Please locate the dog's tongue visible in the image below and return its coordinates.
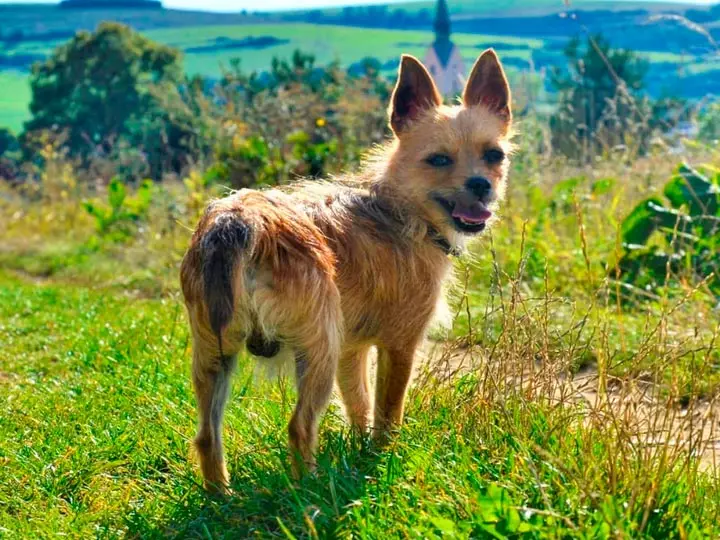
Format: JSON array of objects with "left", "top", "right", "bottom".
[{"left": 452, "top": 201, "right": 492, "bottom": 223}]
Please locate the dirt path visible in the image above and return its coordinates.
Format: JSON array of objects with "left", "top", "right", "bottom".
[{"left": 355, "top": 339, "right": 720, "bottom": 473}]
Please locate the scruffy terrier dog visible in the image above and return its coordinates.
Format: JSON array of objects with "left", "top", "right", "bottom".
[{"left": 180, "top": 49, "right": 513, "bottom": 492}]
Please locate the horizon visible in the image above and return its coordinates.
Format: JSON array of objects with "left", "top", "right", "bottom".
[{"left": 3, "top": 0, "right": 718, "bottom": 13}]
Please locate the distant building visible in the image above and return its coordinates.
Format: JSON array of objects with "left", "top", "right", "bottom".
[
  {"left": 423, "top": 0, "right": 465, "bottom": 95},
  {"left": 59, "top": 0, "right": 162, "bottom": 9}
]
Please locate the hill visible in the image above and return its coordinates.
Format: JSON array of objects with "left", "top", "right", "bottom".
[{"left": 0, "top": 1, "right": 718, "bottom": 131}]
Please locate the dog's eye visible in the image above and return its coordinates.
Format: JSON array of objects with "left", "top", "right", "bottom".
[
  {"left": 425, "top": 154, "right": 454, "bottom": 168},
  {"left": 484, "top": 149, "right": 505, "bottom": 165}
]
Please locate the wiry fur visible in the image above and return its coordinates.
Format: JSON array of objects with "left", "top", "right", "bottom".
[{"left": 180, "top": 50, "right": 514, "bottom": 492}]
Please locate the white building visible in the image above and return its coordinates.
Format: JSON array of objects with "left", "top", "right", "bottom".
[{"left": 423, "top": 0, "right": 465, "bottom": 95}]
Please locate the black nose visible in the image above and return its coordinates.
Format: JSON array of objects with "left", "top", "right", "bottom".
[{"left": 465, "top": 176, "right": 492, "bottom": 199}]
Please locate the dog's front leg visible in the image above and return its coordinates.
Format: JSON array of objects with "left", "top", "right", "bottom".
[
  {"left": 373, "top": 345, "right": 415, "bottom": 436},
  {"left": 336, "top": 345, "right": 371, "bottom": 432}
]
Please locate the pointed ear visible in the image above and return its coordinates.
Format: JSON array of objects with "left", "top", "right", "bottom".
[
  {"left": 463, "top": 49, "right": 511, "bottom": 120},
  {"left": 389, "top": 55, "right": 443, "bottom": 135}
]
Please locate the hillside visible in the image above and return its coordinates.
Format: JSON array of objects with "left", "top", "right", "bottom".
[{"left": 0, "top": 1, "right": 718, "bottom": 132}]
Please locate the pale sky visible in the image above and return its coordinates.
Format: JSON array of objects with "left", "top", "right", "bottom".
[{"left": 4, "top": 0, "right": 717, "bottom": 12}]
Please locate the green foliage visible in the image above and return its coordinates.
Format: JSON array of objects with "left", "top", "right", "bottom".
[
  {"left": 23, "top": 22, "right": 211, "bottom": 179},
  {"left": 0, "top": 127, "right": 19, "bottom": 157},
  {"left": 616, "top": 163, "right": 720, "bottom": 298},
  {"left": 287, "top": 129, "right": 338, "bottom": 178},
  {"left": 203, "top": 51, "right": 389, "bottom": 189},
  {"left": 82, "top": 177, "right": 154, "bottom": 241}
]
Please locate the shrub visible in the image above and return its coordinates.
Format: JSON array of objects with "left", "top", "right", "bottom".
[
  {"left": 614, "top": 163, "right": 720, "bottom": 300},
  {"left": 83, "top": 177, "right": 154, "bottom": 242},
  {"left": 24, "top": 23, "right": 211, "bottom": 180}
]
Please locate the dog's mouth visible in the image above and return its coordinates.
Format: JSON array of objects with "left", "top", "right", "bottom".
[{"left": 432, "top": 194, "right": 492, "bottom": 233}]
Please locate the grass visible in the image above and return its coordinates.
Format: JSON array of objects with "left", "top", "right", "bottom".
[
  {"left": 1, "top": 267, "right": 719, "bottom": 537},
  {"left": 0, "top": 71, "right": 31, "bottom": 134},
  {"left": 1, "top": 137, "right": 719, "bottom": 536}
]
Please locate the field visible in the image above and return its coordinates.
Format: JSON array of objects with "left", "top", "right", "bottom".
[
  {"left": 147, "top": 24, "right": 541, "bottom": 76},
  {"left": 0, "top": 72, "right": 31, "bottom": 134},
  {"left": 2, "top": 131, "right": 720, "bottom": 536}
]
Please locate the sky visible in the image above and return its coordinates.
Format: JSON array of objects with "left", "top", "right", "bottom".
[{"left": 3, "top": 0, "right": 717, "bottom": 12}]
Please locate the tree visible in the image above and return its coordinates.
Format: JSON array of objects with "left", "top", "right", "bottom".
[
  {"left": 24, "top": 22, "right": 210, "bottom": 179},
  {"left": 549, "top": 35, "right": 655, "bottom": 160}
]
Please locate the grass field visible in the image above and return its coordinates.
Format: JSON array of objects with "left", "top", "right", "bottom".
[
  {"left": 0, "top": 72, "right": 32, "bottom": 134},
  {"left": 146, "top": 24, "right": 541, "bottom": 77},
  {"left": 1, "top": 134, "right": 719, "bottom": 536}
]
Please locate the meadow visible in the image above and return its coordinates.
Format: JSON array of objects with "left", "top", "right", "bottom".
[{"left": 1, "top": 126, "right": 719, "bottom": 536}]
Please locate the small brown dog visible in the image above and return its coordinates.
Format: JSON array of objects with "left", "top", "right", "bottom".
[{"left": 180, "top": 49, "right": 513, "bottom": 492}]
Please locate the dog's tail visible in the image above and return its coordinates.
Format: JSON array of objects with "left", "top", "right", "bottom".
[{"left": 199, "top": 212, "right": 251, "bottom": 348}]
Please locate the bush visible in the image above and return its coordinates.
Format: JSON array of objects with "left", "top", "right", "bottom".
[
  {"left": 24, "top": 22, "right": 212, "bottom": 180},
  {"left": 614, "top": 163, "right": 720, "bottom": 301},
  {"left": 698, "top": 102, "right": 720, "bottom": 143}
]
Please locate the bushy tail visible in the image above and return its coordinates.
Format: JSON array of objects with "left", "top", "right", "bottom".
[{"left": 200, "top": 213, "right": 251, "bottom": 345}]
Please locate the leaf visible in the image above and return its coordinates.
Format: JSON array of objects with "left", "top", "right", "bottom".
[
  {"left": 135, "top": 179, "right": 153, "bottom": 209},
  {"left": 620, "top": 197, "right": 664, "bottom": 245},
  {"left": 621, "top": 198, "right": 692, "bottom": 246},
  {"left": 591, "top": 177, "right": 615, "bottom": 196},
  {"left": 430, "top": 516, "right": 457, "bottom": 535},
  {"left": 108, "top": 178, "right": 126, "bottom": 213},
  {"left": 664, "top": 164, "right": 719, "bottom": 216},
  {"left": 551, "top": 176, "right": 583, "bottom": 200}
]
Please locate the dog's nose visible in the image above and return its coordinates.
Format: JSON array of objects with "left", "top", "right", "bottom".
[{"left": 465, "top": 177, "right": 492, "bottom": 199}]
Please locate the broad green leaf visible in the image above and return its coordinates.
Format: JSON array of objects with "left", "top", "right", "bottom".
[
  {"left": 620, "top": 197, "right": 664, "bottom": 245},
  {"left": 664, "top": 164, "right": 719, "bottom": 216},
  {"left": 430, "top": 516, "right": 457, "bottom": 535},
  {"left": 551, "top": 176, "right": 583, "bottom": 199},
  {"left": 135, "top": 179, "right": 153, "bottom": 209}
]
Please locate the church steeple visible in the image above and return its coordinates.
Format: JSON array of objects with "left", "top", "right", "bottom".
[
  {"left": 424, "top": 0, "right": 464, "bottom": 93},
  {"left": 433, "top": 0, "right": 451, "bottom": 42}
]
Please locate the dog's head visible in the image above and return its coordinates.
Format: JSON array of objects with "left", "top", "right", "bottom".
[{"left": 385, "top": 50, "right": 513, "bottom": 236}]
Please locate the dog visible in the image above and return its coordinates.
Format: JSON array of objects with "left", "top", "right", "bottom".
[{"left": 180, "top": 49, "right": 513, "bottom": 493}]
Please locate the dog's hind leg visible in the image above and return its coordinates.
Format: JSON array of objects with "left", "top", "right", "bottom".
[
  {"left": 191, "top": 339, "right": 237, "bottom": 494},
  {"left": 288, "top": 341, "right": 337, "bottom": 477},
  {"left": 256, "top": 271, "right": 343, "bottom": 477}
]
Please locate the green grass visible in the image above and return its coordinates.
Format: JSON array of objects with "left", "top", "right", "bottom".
[
  {"left": 0, "top": 71, "right": 31, "bottom": 134},
  {"left": 1, "top": 268, "right": 718, "bottom": 537}
]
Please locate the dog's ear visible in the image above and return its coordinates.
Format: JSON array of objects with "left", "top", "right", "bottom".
[
  {"left": 389, "top": 55, "right": 442, "bottom": 135},
  {"left": 463, "top": 49, "right": 511, "bottom": 120}
]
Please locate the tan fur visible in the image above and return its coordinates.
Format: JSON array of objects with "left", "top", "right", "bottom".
[{"left": 180, "top": 50, "right": 513, "bottom": 492}]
